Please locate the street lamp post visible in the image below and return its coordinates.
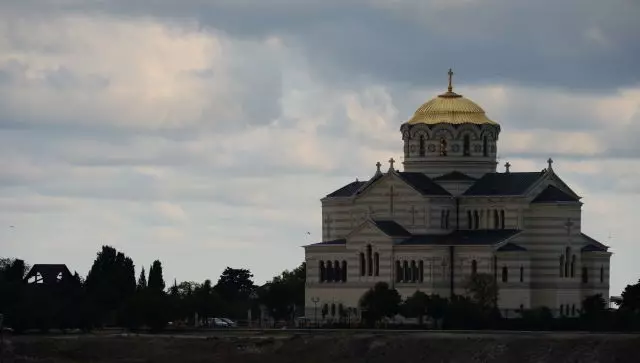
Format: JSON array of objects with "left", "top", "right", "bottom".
[{"left": 311, "top": 297, "right": 320, "bottom": 328}]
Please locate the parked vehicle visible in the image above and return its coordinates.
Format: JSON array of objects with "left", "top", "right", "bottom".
[{"left": 220, "top": 318, "right": 237, "bottom": 327}]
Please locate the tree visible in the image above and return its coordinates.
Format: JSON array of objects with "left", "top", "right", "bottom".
[
  {"left": 425, "top": 294, "right": 448, "bottom": 328},
  {"left": 258, "top": 262, "right": 306, "bottom": 321},
  {"left": 620, "top": 280, "right": 640, "bottom": 312},
  {"left": 147, "top": 260, "right": 165, "bottom": 293},
  {"left": 358, "top": 282, "right": 401, "bottom": 325},
  {"left": 214, "top": 267, "right": 256, "bottom": 318},
  {"left": 465, "top": 273, "right": 499, "bottom": 309},
  {"left": 402, "top": 291, "right": 429, "bottom": 325},
  {"left": 137, "top": 267, "right": 147, "bottom": 291}
]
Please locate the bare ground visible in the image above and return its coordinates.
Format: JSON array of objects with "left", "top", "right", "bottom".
[{"left": 3, "top": 330, "right": 640, "bottom": 363}]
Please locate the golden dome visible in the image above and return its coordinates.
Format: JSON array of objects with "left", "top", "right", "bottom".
[{"left": 407, "top": 69, "right": 498, "bottom": 126}]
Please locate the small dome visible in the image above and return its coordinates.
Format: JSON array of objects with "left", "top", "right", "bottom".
[{"left": 407, "top": 70, "right": 498, "bottom": 126}]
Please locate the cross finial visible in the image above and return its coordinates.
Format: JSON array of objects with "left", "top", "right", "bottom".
[
  {"left": 448, "top": 68, "right": 454, "bottom": 92},
  {"left": 505, "top": 161, "right": 511, "bottom": 173},
  {"left": 547, "top": 157, "right": 554, "bottom": 170},
  {"left": 388, "top": 157, "right": 395, "bottom": 171},
  {"left": 375, "top": 161, "right": 382, "bottom": 175}
]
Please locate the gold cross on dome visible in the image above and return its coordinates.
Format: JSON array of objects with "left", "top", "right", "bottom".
[{"left": 448, "top": 68, "right": 454, "bottom": 92}]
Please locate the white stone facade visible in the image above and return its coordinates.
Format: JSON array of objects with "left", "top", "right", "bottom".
[{"left": 303, "top": 83, "right": 611, "bottom": 321}]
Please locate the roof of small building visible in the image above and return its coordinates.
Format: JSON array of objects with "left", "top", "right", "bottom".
[
  {"left": 372, "top": 220, "right": 412, "bottom": 237},
  {"left": 531, "top": 185, "right": 580, "bottom": 203},
  {"left": 325, "top": 180, "right": 367, "bottom": 197},
  {"left": 24, "top": 264, "right": 73, "bottom": 285},
  {"left": 463, "top": 172, "right": 544, "bottom": 196},
  {"left": 397, "top": 229, "right": 522, "bottom": 246}
]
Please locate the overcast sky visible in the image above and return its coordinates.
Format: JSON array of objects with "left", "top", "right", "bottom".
[{"left": 0, "top": 0, "right": 639, "bottom": 295}]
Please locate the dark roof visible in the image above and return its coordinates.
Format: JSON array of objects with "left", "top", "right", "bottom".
[
  {"left": 326, "top": 180, "right": 367, "bottom": 197},
  {"left": 433, "top": 171, "right": 477, "bottom": 182},
  {"left": 24, "top": 264, "right": 73, "bottom": 285},
  {"left": 464, "top": 172, "right": 544, "bottom": 196},
  {"left": 306, "top": 238, "right": 346, "bottom": 247},
  {"left": 372, "top": 220, "right": 412, "bottom": 237},
  {"left": 531, "top": 185, "right": 579, "bottom": 203},
  {"left": 325, "top": 172, "right": 449, "bottom": 198},
  {"left": 397, "top": 172, "right": 451, "bottom": 196},
  {"left": 581, "top": 233, "right": 609, "bottom": 252},
  {"left": 497, "top": 242, "right": 527, "bottom": 252},
  {"left": 398, "top": 229, "right": 522, "bottom": 246}
]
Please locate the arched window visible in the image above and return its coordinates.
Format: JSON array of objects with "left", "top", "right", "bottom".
[
  {"left": 564, "top": 247, "right": 571, "bottom": 277},
  {"left": 483, "top": 136, "right": 488, "bottom": 156},
  {"left": 445, "top": 210, "right": 450, "bottom": 229},
  {"left": 419, "top": 260, "right": 424, "bottom": 282},
  {"left": 500, "top": 210, "right": 505, "bottom": 229},
  {"left": 359, "top": 253, "right": 365, "bottom": 276},
  {"left": 467, "top": 211, "right": 472, "bottom": 229},
  {"left": 559, "top": 255, "right": 565, "bottom": 277},
  {"left": 471, "top": 260, "right": 478, "bottom": 275},
  {"left": 419, "top": 135, "right": 425, "bottom": 156},
  {"left": 493, "top": 255, "right": 498, "bottom": 281},
  {"left": 570, "top": 255, "right": 576, "bottom": 278},
  {"left": 334, "top": 260, "right": 341, "bottom": 282},
  {"left": 571, "top": 304, "right": 576, "bottom": 316},
  {"left": 463, "top": 135, "right": 471, "bottom": 156},
  {"left": 326, "top": 261, "right": 333, "bottom": 282},
  {"left": 519, "top": 266, "right": 524, "bottom": 282},
  {"left": 439, "top": 138, "right": 448, "bottom": 156},
  {"left": 395, "top": 260, "right": 402, "bottom": 282},
  {"left": 560, "top": 304, "right": 564, "bottom": 315},
  {"left": 474, "top": 210, "right": 480, "bottom": 229},
  {"left": 600, "top": 266, "right": 604, "bottom": 283},
  {"left": 582, "top": 267, "right": 588, "bottom": 283},
  {"left": 403, "top": 260, "right": 410, "bottom": 282},
  {"left": 501, "top": 266, "right": 508, "bottom": 282},
  {"left": 374, "top": 252, "right": 380, "bottom": 276},
  {"left": 366, "top": 244, "right": 373, "bottom": 276},
  {"left": 331, "top": 303, "right": 336, "bottom": 317},
  {"left": 493, "top": 210, "right": 499, "bottom": 229},
  {"left": 341, "top": 260, "right": 347, "bottom": 282},
  {"left": 319, "top": 261, "right": 326, "bottom": 283}
]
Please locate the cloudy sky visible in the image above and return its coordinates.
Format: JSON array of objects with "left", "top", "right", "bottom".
[{"left": 0, "top": 0, "right": 638, "bottom": 295}]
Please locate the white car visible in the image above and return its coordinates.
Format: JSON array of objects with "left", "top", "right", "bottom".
[{"left": 220, "top": 318, "right": 237, "bottom": 327}]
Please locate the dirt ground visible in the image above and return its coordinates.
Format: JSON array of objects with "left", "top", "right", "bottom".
[{"left": 3, "top": 330, "right": 640, "bottom": 363}]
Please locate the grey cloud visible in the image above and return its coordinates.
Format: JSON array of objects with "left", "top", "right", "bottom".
[{"left": 27, "top": 0, "right": 639, "bottom": 91}]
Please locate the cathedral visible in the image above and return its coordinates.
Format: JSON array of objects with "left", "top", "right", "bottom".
[{"left": 303, "top": 70, "right": 611, "bottom": 319}]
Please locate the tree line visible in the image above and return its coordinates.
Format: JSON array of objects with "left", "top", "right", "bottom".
[
  {"left": 356, "top": 273, "right": 640, "bottom": 331},
  {"left": 0, "top": 245, "right": 305, "bottom": 333}
]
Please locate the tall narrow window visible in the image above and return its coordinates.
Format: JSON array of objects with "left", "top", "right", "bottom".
[
  {"left": 570, "top": 255, "right": 576, "bottom": 277},
  {"left": 467, "top": 211, "right": 472, "bottom": 229},
  {"left": 419, "top": 135, "right": 425, "bottom": 156},
  {"left": 474, "top": 210, "right": 480, "bottom": 229},
  {"left": 493, "top": 256, "right": 498, "bottom": 281},
  {"left": 374, "top": 252, "right": 380, "bottom": 276},
  {"left": 500, "top": 210, "right": 505, "bottom": 229},
  {"left": 560, "top": 304, "right": 564, "bottom": 315},
  {"left": 519, "top": 266, "right": 524, "bottom": 282},
  {"left": 319, "top": 261, "right": 326, "bottom": 282},
  {"left": 600, "top": 266, "right": 604, "bottom": 283},
  {"left": 403, "top": 260, "right": 410, "bottom": 282},
  {"left": 410, "top": 260, "right": 417, "bottom": 282},
  {"left": 582, "top": 267, "right": 588, "bottom": 283},
  {"left": 359, "top": 253, "right": 365, "bottom": 276},
  {"left": 341, "top": 261, "right": 348, "bottom": 282},
  {"left": 471, "top": 260, "right": 478, "bottom": 275},
  {"left": 419, "top": 260, "right": 424, "bottom": 282},
  {"left": 483, "top": 136, "right": 488, "bottom": 156},
  {"left": 396, "top": 260, "right": 402, "bottom": 282},
  {"left": 564, "top": 247, "right": 571, "bottom": 277},
  {"left": 334, "top": 260, "right": 340, "bottom": 282},
  {"left": 463, "top": 135, "right": 470, "bottom": 156},
  {"left": 502, "top": 266, "right": 509, "bottom": 282},
  {"left": 559, "top": 255, "right": 565, "bottom": 277},
  {"left": 327, "top": 261, "right": 333, "bottom": 282},
  {"left": 571, "top": 305, "right": 576, "bottom": 316},
  {"left": 440, "top": 138, "right": 448, "bottom": 156},
  {"left": 494, "top": 210, "right": 500, "bottom": 229},
  {"left": 367, "top": 244, "right": 373, "bottom": 276},
  {"left": 445, "top": 210, "right": 450, "bottom": 229}
]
